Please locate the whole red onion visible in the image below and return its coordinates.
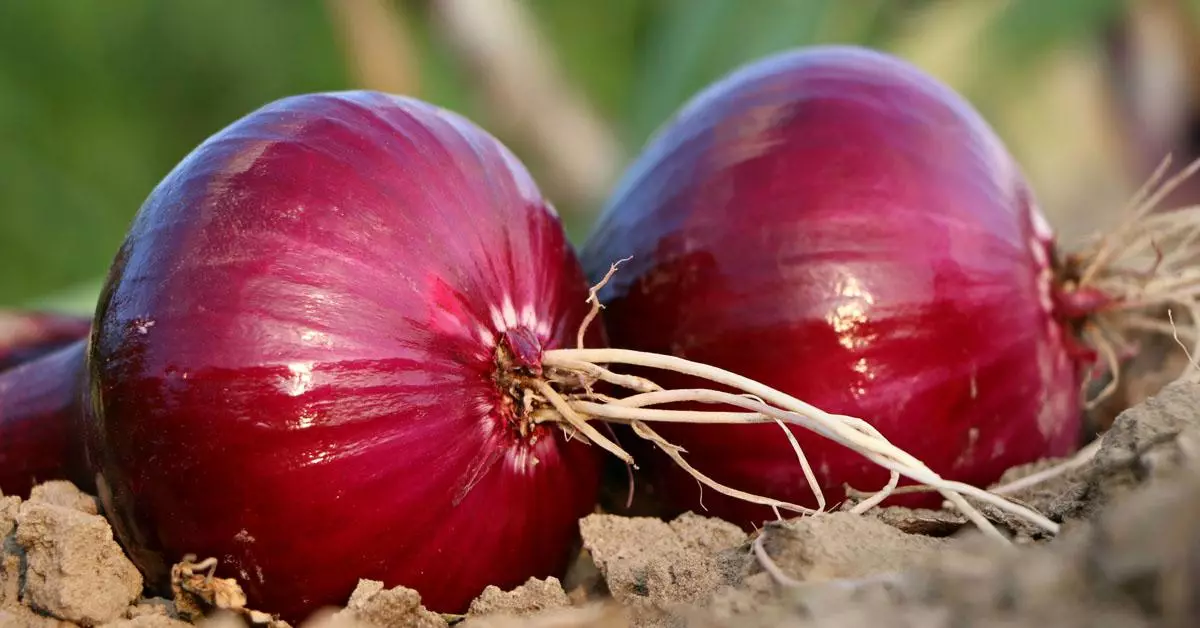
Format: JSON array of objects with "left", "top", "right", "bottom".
[
  {"left": 83, "top": 91, "right": 602, "bottom": 621},
  {"left": 580, "top": 46, "right": 1091, "bottom": 527}
]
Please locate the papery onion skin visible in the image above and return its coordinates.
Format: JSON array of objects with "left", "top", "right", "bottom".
[
  {"left": 0, "top": 310, "right": 91, "bottom": 372},
  {"left": 0, "top": 339, "right": 90, "bottom": 498},
  {"left": 84, "top": 91, "right": 602, "bottom": 621},
  {"left": 580, "top": 46, "right": 1086, "bottom": 528}
]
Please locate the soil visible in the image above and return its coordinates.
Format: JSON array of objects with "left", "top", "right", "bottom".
[{"left": 4, "top": 381, "right": 1200, "bottom": 628}]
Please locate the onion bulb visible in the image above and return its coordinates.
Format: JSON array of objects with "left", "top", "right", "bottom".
[
  {"left": 82, "top": 91, "right": 604, "bottom": 621},
  {"left": 0, "top": 338, "right": 89, "bottom": 498},
  {"left": 0, "top": 310, "right": 91, "bottom": 497},
  {"left": 580, "top": 45, "right": 1200, "bottom": 527}
]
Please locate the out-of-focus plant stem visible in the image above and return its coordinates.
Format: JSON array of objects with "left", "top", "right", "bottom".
[
  {"left": 430, "top": 0, "right": 622, "bottom": 217},
  {"left": 326, "top": 0, "right": 420, "bottom": 96}
]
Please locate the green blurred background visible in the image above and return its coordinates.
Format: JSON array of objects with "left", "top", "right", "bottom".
[{"left": 2, "top": 0, "right": 1198, "bottom": 312}]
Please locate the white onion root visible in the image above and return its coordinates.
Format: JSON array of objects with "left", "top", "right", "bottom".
[{"left": 542, "top": 347, "right": 1057, "bottom": 541}]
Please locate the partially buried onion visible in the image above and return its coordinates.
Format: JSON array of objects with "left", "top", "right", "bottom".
[
  {"left": 82, "top": 91, "right": 604, "bottom": 621},
  {"left": 580, "top": 45, "right": 1200, "bottom": 527},
  {"left": 0, "top": 338, "right": 89, "bottom": 498},
  {"left": 0, "top": 309, "right": 92, "bottom": 498}
]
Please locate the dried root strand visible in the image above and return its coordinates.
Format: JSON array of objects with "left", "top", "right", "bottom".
[
  {"left": 629, "top": 419, "right": 817, "bottom": 517},
  {"left": 752, "top": 527, "right": 905, "bottom": 593},
  {"left": 171, "top": 556, "right": 284, "bottom": 626},
  {"left": 568, "top": 397, "right": 826, "bottom": 511},
  {"left": 1075, "top": 155, "right": 1176, "bottom": 287},
  {"left": 1169, "top": 307, "right": 1200, "bottom": 382},
  {"left": 989, "top": 438, "right": 1102, "bottom": 496},
  {"left": 531, "top": 379, "right": 634, "bottom": 465},
  {"left": 576, "top": 256, "right": 630, "bottom": 350},
  {"left": 1069, "top": 155, "right": 1200, "bottom": 401},
  {"left": 753, "top": 528, "right": 802, "bottom": 588},
  {"left": 547, "top": 359, "right": 662, "bottom": 393},
  {"left": 1083, "top": 323, "right": 1124, "bottom": 410},
  {"left": 546, "top": 347, "right": 1058, "bottom": 541},
  {"left": 771, "top": 417, "right": 826, "bottom": 512},
  {"left": 848, "top": 469, "right": 900, "bottom": 514},
  {"left": 1076, "top": 154, "right": 1200, "bottom": 286}
]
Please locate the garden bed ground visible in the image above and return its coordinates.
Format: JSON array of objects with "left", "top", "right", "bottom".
[{"left": 3, "top": 379, "right": 1200, "bottom": 628}]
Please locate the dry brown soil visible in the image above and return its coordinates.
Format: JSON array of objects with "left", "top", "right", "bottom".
[{"left": 5, "top": 379, "right": 1200, "bottom": 628}]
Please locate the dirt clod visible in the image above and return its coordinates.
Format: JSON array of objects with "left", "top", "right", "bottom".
[
  {"left": 15, "top": 500, "right": 142, "bottom": 626},
  {"left": 125, "top": 599, "right": 179, "bottom": 621},
  {"left": 467, "top": 576, "right": 571, "bottom": 617},
  {"left": 1008, "top": 380, "right": 1200, "bottom": 524},
  {"left": 2, "top": 552, "right": 22, "bottom": 608},
  {"left": 194, "top": 613, "right": 262, "bottom": 628},
  {"left": 323, "top": 580, "right": 446, "bottom": 628},
  {"left": 460, "top": 604, "right": 628, "bottom": 628},
  {"left": 580, "top": 512, "right": 743, "bottom": 605},
  {"left": 28, "top": 482, "right": 100, "bottom": 516},
  {"left": 100, "top": 616, "right": 192, "bottom": 628},
  {"left": 2, "top": 492, "right": 23, "bottom": 609},
  {"left": 748, "top": 512, "right": 946, "bottom": 583},
  {"left": 0, "top": 604, "right": 77, "bottom": 627},
  {"left": 1087, "top": 381, "right": 1200, "bottom": 488},
  {"left": 580, "top": 512, "right": 744, "bottom": 627},
  {"left": 170, "top": 557, "right": 253, "bottom": 624},
  {"left": 871, "top": 506, "right": 964, "bottom": 537},
  {"left": 1, "top": 493, "right": 20, "bottom": 534}
]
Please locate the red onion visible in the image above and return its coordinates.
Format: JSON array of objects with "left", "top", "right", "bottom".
[
  {"left": 0, "top": 338, "right": 89, "bottom": 498},
  {"left": 0, "top": 310, "right": 92, "bottom": 497},
  {"left": 50, "top": 53, "right": 1188, "bottom": 621},
  {"left": 579, "top": 45, "right": 1195, "bottom": 528},
  {"left": 82, "top": 91, "right": 604, "bottom": 621},
  {"left": 0, "top": 309, "right": 91, "bottom": 372}
]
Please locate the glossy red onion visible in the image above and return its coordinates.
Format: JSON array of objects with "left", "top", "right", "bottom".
[
  {"left": 0, "top": 309, "right": 91, "bottom": 372},
  {"left": 580, "top": 46, "right": 1089, "bottom": 528},
  {"left": 83, "top": 91, "right": 602, "bottom": 621},
  {"left": 0, "top": 310, "right": 92, "bottom": 498},
  {"left": 0, "top": 338, "right": 90, "bottom": 498}
]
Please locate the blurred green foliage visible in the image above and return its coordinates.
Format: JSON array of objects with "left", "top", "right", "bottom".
[
  {"left": 0, "top": 0, "right": 1147, "bottom": 311},
  {"left": 0, "top": 2, "right": 347, "bottom": 309}
]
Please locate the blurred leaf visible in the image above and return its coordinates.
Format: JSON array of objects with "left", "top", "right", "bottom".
[
  {"left": 24, "top": 277, "right": 105, "bottom": 316},
  {"left": 623, "top": 0, "right": 881, "bottom": 149},
  {"left": 626, "top": 0, "right": 734, "bottom": 147},
  {"left": 734, "top": 0, "right": 835, "bottom": 61},
  {"left": 528, "top": 0, "right": 646, "bottom": 122},
  {"left": 982, "top": 0, "right": 1124, "bottom": 67},
  {"left": 0, "top": 1, "right": 349, "bottom": 306}
]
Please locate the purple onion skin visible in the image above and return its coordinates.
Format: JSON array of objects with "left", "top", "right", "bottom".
[
  {"left": 0, "top": 310, "right": 92, "bottom": 498},
  {"left": 0, "top": 310, "right": 92, "bottom": 372},
  {"left": 85, "top": 91, "right": 603, "bottom": 621},
  {"left": 581, "top": 46, "right": 1086, "bottom": 528},
  {"left": 0, "top": 339, "right": 90, "bottom": 498}
]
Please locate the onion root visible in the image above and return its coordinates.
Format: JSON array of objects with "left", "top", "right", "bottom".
[{"left": 517, "top": 261, "right": 1062, "bottom": 543}]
